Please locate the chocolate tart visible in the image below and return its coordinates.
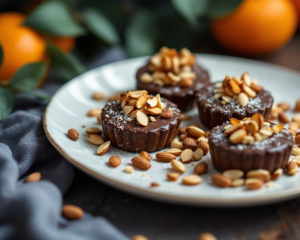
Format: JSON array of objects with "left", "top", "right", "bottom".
[
  {"left": 196, "top": 82, "right": 274, "bottom": 129},
  {"left": 209, "top": 122, "right": 293, "bottom": 172},
  {"left": 136, "top": 64, "right": 210, "bottom": 112},
  {"left": 101, "top": 99, "right": 181, "bottom": 153}
]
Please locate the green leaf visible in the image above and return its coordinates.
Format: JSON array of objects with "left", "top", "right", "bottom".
[
  {"left": 207, "top": 0, "right": 243, "bottom": 18},
  {"left": 46, "top": 40, "right": 85, "bottom": 81},
  {"left": 0, "top": 44, "right": 3, "bottom": 69},
  {"left": 10, "top": 62, "right": 47, "bottom": 92},
  {"left": 125, "top": 10, "right": 157, "bottom": 57},
  {"left": 171, "top": 0, "right": 209, "bottom": 26},
  {"left": 24, "top": 1, "right": 85, "bottom": 37},
  {"left": 83, "top": 8, "right": 120, "bottom": 45},
  {"left": 0, "top": 88, "right": 14, "bottom": 121}
]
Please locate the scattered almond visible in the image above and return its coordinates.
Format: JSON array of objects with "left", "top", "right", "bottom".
[
  {"left": 272, "top": 168, "right": 283, "bottom": 180},
  {"left": 197, "top": 140, "right": 209, "bottom": 156},
  {"left": 211, "top": 174, "right": 232, "bottom": 188},
  {"left": 140, "top": 151, "right": 152, "bottom": 161},
  {"left": 286, "top": 160, "right": 298, "bottom": 175},
  {"left": 294, "top": 99, "right": 300, "bottom": 112},
  {"left": 180, "top": 149, "right": 193, "bottom": 163},
  {"left": 292, "top": 145, "right": 300, "bottom": 156},
  {"left": 88, "top": 134, "right": 104, "bottom": 145},
  {"left": 186, "top": 126, "right": 205, "bottom": 138},
  {"left": 171, "top": 138, "right": 183, "bottom": 149},
  {"left": 277, "top": 102, "right": 290, "bottom": 111},
  {"left": 156, "top": 152, "right": 176, "bottom": 162},
  {"left": 182, "top": 175, "right": 202, "bottom": 186},
  {"left": 245, "top": 178, "right": 264, "bottom": 190},
  {"left": 193, "top": 148, "right": 203, "bottom": 161},
  {"left": 246, "top": 169, "right": 271, "bottom": 182},
  {"left": 131, "top": 156, "right": 151, "bottom": 170},
  {"left": 109, "top": 155, "right": 121, "bottom": 168},
  {"left": 183, "top": 137, "right": 197, "bottom": 150},
  {"left": 292, "top": 114, "right": 300, "bottom": 124},
  {"left": 85, "top": 127, "right": 101, "bottom": 134},
  {"left": 25, "top": 172, "right": 42, "bottom": 183},
  {"left": 278, "top": 112, "right": 289, "bottom": 124},
  {"left": 165, "top": 148, "right": 182, "bottom": 156},
  {"left": 194, "top": 162, "right": 208, "bottom": 175},
  {"left": 62, "top": 205, "right": 84, "bottom": 220},
  {"left": 167, "top": 172, "right": 180, "bottom": 181},
  {"left": 96, "top": 141, "right": 111, "bottom": 155},
  {"left": 231, "top": 178, "right": 245, "bottom": 187},
  {"left": 223, "top": 169, "right": 244, "bottom": 180},
  {"left": 171, "top": 160, "right": 186, "bottom": 173},
  {"left": 67, "top": 128, "right": 79, "bottom": 141},
  {"left": 92, "top": 92, "right": 105, "bottom": 101},
  {"left": 87, "top": 108, "right": 102, "bottom": 117}
]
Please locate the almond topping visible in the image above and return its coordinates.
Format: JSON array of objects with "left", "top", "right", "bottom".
[
  {"left": 272, "top": 168, "right": 283, "bottom": 180},
  {"left": 161, "top": 109, "right": 173, "bottom": 119},
  {"left": 124, "top": 105, "right": 134, "bottom": 115},
  {"left": 180, "top": 149, "right": 193, "bottom": 163},
  {"left": 147, "top": 107, "right": 162, "bottom": 115},
  {"left": 140, "top": 73, "right": 153, "bottom": 83},
  {"left": 182, "top": 175, "right": 202, "bottom": 186},
  {"left": 146, "top": 97, "right": 158, "bottom": 107},
  {"left": 96, "top": 141, "right": 111, "bottom": 155},
  {"left": 136, "top": 110, "right": 149, "bottom": 127},
  {"left": 171, "top": 159, "right": 186, "bottom": 173},
  {"left": 237, "top": 92, "right": 249, "bottom": 106},
  {"left": 229, "top": 129, "right": 246, "bottom": 144}
]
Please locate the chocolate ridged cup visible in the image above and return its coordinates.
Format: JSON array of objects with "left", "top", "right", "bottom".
[
  {"left": 196, "top": 82, "right": 274, "bottom": 129},
  {"left": 209, "top": 122, "right": 293, "bottom": 172},
  {"left": 101, "top": 98, "right": 181, "bottom": 153},
  {"left": 136, "top": 64, "right": 210, "bottom": 112}
]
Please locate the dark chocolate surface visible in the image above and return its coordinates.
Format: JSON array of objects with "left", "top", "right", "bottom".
[{"left": 136, "top": 63, "right": 210, "bottom": 111}]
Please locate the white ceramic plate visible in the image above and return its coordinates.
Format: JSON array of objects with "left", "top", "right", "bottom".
[{"left": 43, "top": 54, "right": 300, "bottom": 207}]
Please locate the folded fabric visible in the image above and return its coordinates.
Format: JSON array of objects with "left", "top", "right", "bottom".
[{"left": 0, "top": 47, "right": 128, "bottom": 240}]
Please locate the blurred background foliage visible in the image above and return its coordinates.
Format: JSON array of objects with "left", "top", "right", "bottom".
[{"left": 0, "top": 0, "right": 299, "bottom": 120}]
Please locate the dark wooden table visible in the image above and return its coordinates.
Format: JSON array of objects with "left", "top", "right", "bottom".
[{"left": 64, "top": 32, "right": 300, "bottom": 240}]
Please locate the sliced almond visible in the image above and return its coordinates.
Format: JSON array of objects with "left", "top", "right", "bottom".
[
  {"left": 136, "top": 110, "right": 149, "bottom": 127},
  {"left": 147, "top": 107, "right": 162, "bottom": 115},
  {"left": 242, "top": 84, "right": 256, "bottom": 98},
  {"left": 211, "top": 174, "right": 232, "bottom": 188},
  {"left": 237, "top": 92, "right": 249, "bottom": 106},
  {"left": 245, "top": 178, "right": 264, "bottom": 190},
  {"left": 231, "top": 178, "right": 245, "bottom": 188},
  {"left": 129, "top": 90, "right": 147, "bottom": 99},
  {"left": 167, "top": 172, "right": 180, "bottom": 181},
  {"left": 136, "top": 94, "right": 148, "bottom": 108},
  {"left": 171, "top": 159, "right": 186, "bottom": 173},
  {"left": 87, "top": 108, "right": 102, "bottom": 117},
  {"left": 131, "top": 156, "right": 151, "bottom": 170},
  {"left": 85, "top": 127, "right": 101, "bottom": 134},
  {"left": 180, "top": 149, "right": 193, "bottom": 163},
  {"left": 161, "top": 109, "right": 173, "bottom": 119},
  {"left": 155, "top": 94, "right": 164, "bottom": 109},
  {"left": 146, "top": 97, "right": 158, "bottom": 107},
  {"left": 251, "top": 113, "right": 264, "bottom": 129},
  {"left": 272, "top": 168, "right": 283, "bottom": 180},
  {"left": 272, "top": 124, "right": 284, "bottom": 134},
  {"left": 229, "top": 128, "right": 246, "bottom": 144},
  {"left": 96, "top": 141, "right": 111, "bottom": 155},
  {"left": 223, "top": 169, "right": 244, "bottom": 180},
  {"left": 124, "top": 105, "right": 134, "bottom": 115},
  {"left": 140, "top": 73, "right": 153, "bottom": 83},
  {"left": 165, "top": 148, "right": 182, "bottom": 156},
  {"left": 140, "top": 151, "right": 152, "bottom": 161},
  {"left": 88, "top": 134, "right": 104, "bottom": 145},
  {"left": 156, "top": 152, "right": 176, "bottom": 162},
  {"left": 244, "top": 120, "right": 258, "bottom": 133},
  {"left": 246, "top": 169, "right": 271, "bottom": 182},
  {"left": 186, "top": 126, "right": 205, "bottom": 138},
  {"left": 242, "top": 135, "right": 255, "bottom": 144},
  {"left": 250, "top": 82, "right": 263, "bottom": 92},
  {"left": 194, "top": 162, "right": 208, "bottom": 175},
  {"left": 193, "top": 148, "right": 203, "bottom": 161},
  {"left": 224, "top": 124, "right": 243, "bottom": 135},
  {"left": 92, "top": 92, "right": 105, "bottom": 101},
  {"left": 197, "top": 140, "right": 209, "bottom": 156},
  {"left": 171, "top": 138, "right": 183, "bottom": 149},
  {"left": 228, "top": 79, "right": 241, "bottom": 94},
  {"left": 182, "top": 175, "right": 202, "bottom": 186}
]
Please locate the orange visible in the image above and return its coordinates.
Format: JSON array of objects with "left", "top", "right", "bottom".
[
  {"left": 0, "top": 12, "right": 46, "bottom": 83},
  {"left": 211, "top": 0, "right": 298, "bottom": 56},
  {"left": 49, "top": 36, "right": 75, "bottom": 52}
]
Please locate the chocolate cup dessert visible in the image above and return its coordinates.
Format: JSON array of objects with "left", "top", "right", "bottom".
[
  {"left": 136, "top": 64, "right": 210, "bottom": 112},
  {"left": 209, "top": 122, "right": 293, "bottom": 172},
  {"left": 196, "top": 82, "right": 274, "bottom": 129},
  {"left": 101, "top": 99, "right": 181, "bottom": 153}
]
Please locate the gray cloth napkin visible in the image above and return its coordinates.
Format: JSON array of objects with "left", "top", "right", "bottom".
[{"left": 0, "top": 47, "right": 129, "bottom": 240}]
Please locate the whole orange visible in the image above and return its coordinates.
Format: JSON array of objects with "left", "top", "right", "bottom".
[
  {"left": 49, "top": 36, "right": 75, "bottom": 52},
  {"left": 0, "top": 12, "right": 46, "bottom": 83},
  {"left": 211, "top": 0, "right": 298, "bottom": 56}
]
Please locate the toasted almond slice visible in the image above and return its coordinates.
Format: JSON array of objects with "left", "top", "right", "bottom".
[
  {"left": 26, "top": 172, "right": 42, "bottom": 183},
  {"left": 165, "top": 148, "right": 182, "bottom": 156},
  {"left": 136, "top": 110, "right": 149, "bottom": 127},
  {"left": 129, "top": 90, "right": 147, "bottom": 99},
  {"left": 146, "top": 97, "right": 158, "bottom": 107},
  {"left": 171, "top": 138, "right": 183, "bottom": 149},
  {"left": 171, "top": 159, "right": 186, "bottom": 173},
  {"left": 92, "top": 92, "right": 105, "bottom": 101},
  {"left": 85, "top": 127, "right": 101, "bottom": 134},
  {"left": 211, "top": 174, "right": 232, "bottom": 188},
  {"left": 96, "top": 141, "right": 111, "bottom": 155},
  {"left": 260, "top": 127, "right": 273, "bottom": 137},
  {"left": 250, "top": 82, "right": 263, "bottom": 92},
  {"left": 194, "top": 162, "right": 208, "bottom": 175},
  {"left": 88, "top": 134, "right": 104, "bottom": 145},
  {"left": 127, "top": 98, "right": 137, "bottom": 106},
  {"left": 237, "top": 92, "right": 249, "bottom": 106},
  {"left": 245, "top": 178, "right": 264, "bottom": 190},
  {"left": 167, "top": 172, "right": 180, "bottom": 181},
  {"left": 130, "top": 110, "right": 138, "bottom": 118},
  {"left": 232, "top": 75, "right": 243, "bottom": 85},
  {"left": 147, "top": 107, "right": 162, "bottom": 115},
  {"left": 229, "top": 129, "right": 246, "bottom": 144},
  {"left": 87, "top": 108, "right": 102, "bottom": 117},
  {"left": 182, "top": 175, "right": 202, "bottom": 186},
  {"left": 241, "top": 72, "right": 251, "bottom": 85},
  {"left": 242, "top": 135, "right": 255, "bottom": 144},
  {"left": 156, "top": 152, "right": 176, "bottom": 162},
  {"left": 140, "top": 73, "right": 153, "bottom": 83},
  {"left": 231, "top": 178, "right": 245, "bottom": 187},
  {"left": 161, "top": 109, "right": 173, "bottom": 118},
  {"left": 140, "top": 151, "right": 152, "bottom": 161},
  {"left": 223, "top": 169, "right": 244, "bottom": 180},
  {"left": 230, "top": 117, "right": 240, "bottom": 125},
  {"left": 253, "top": 132, "right": 262, "bottom": 142},
  {"left": 136, "top": 94, "right": 148, "bottom": 109},
  {"left": 186, "top": 126, "right": 205, "bottom": 138},
  {"left": 193, "top": 148, "right": 203, "bottom": 161},
  {"left": 272, "top": 168, "right": 283, "bottom": 180},
  {"left": 286, "top": 160, "right": 298, "bottom": 175},
  {"left": 124, "top": 105, "right": 134, "bottom": 115},
  {"left": 244, "top": 120, "right": 259, "bottom": 133},
  {"left": 228, "top": 79, "right": 241, "bottom": 94},
  {"left": 272, "top": 124, "right": 284, "bottom": 134},
  {"left": 180, "top": 149, "right": 193, "bottom": 163},
  {"left": 155, "top": 94, "right": 163, "bottom": 109},
  {"left": 242, "top": 84, "right": 256, "bottom": 98},
  {"left": 246, "top": 169, "right": 270, "bottom": 182},
  {"left": 224, "top": 124, "right": 243, "bottom": 135}
]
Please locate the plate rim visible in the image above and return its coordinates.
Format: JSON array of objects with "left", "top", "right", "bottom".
[{"left": 43, "top": 54, "right": 300, "bottom": 207}]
